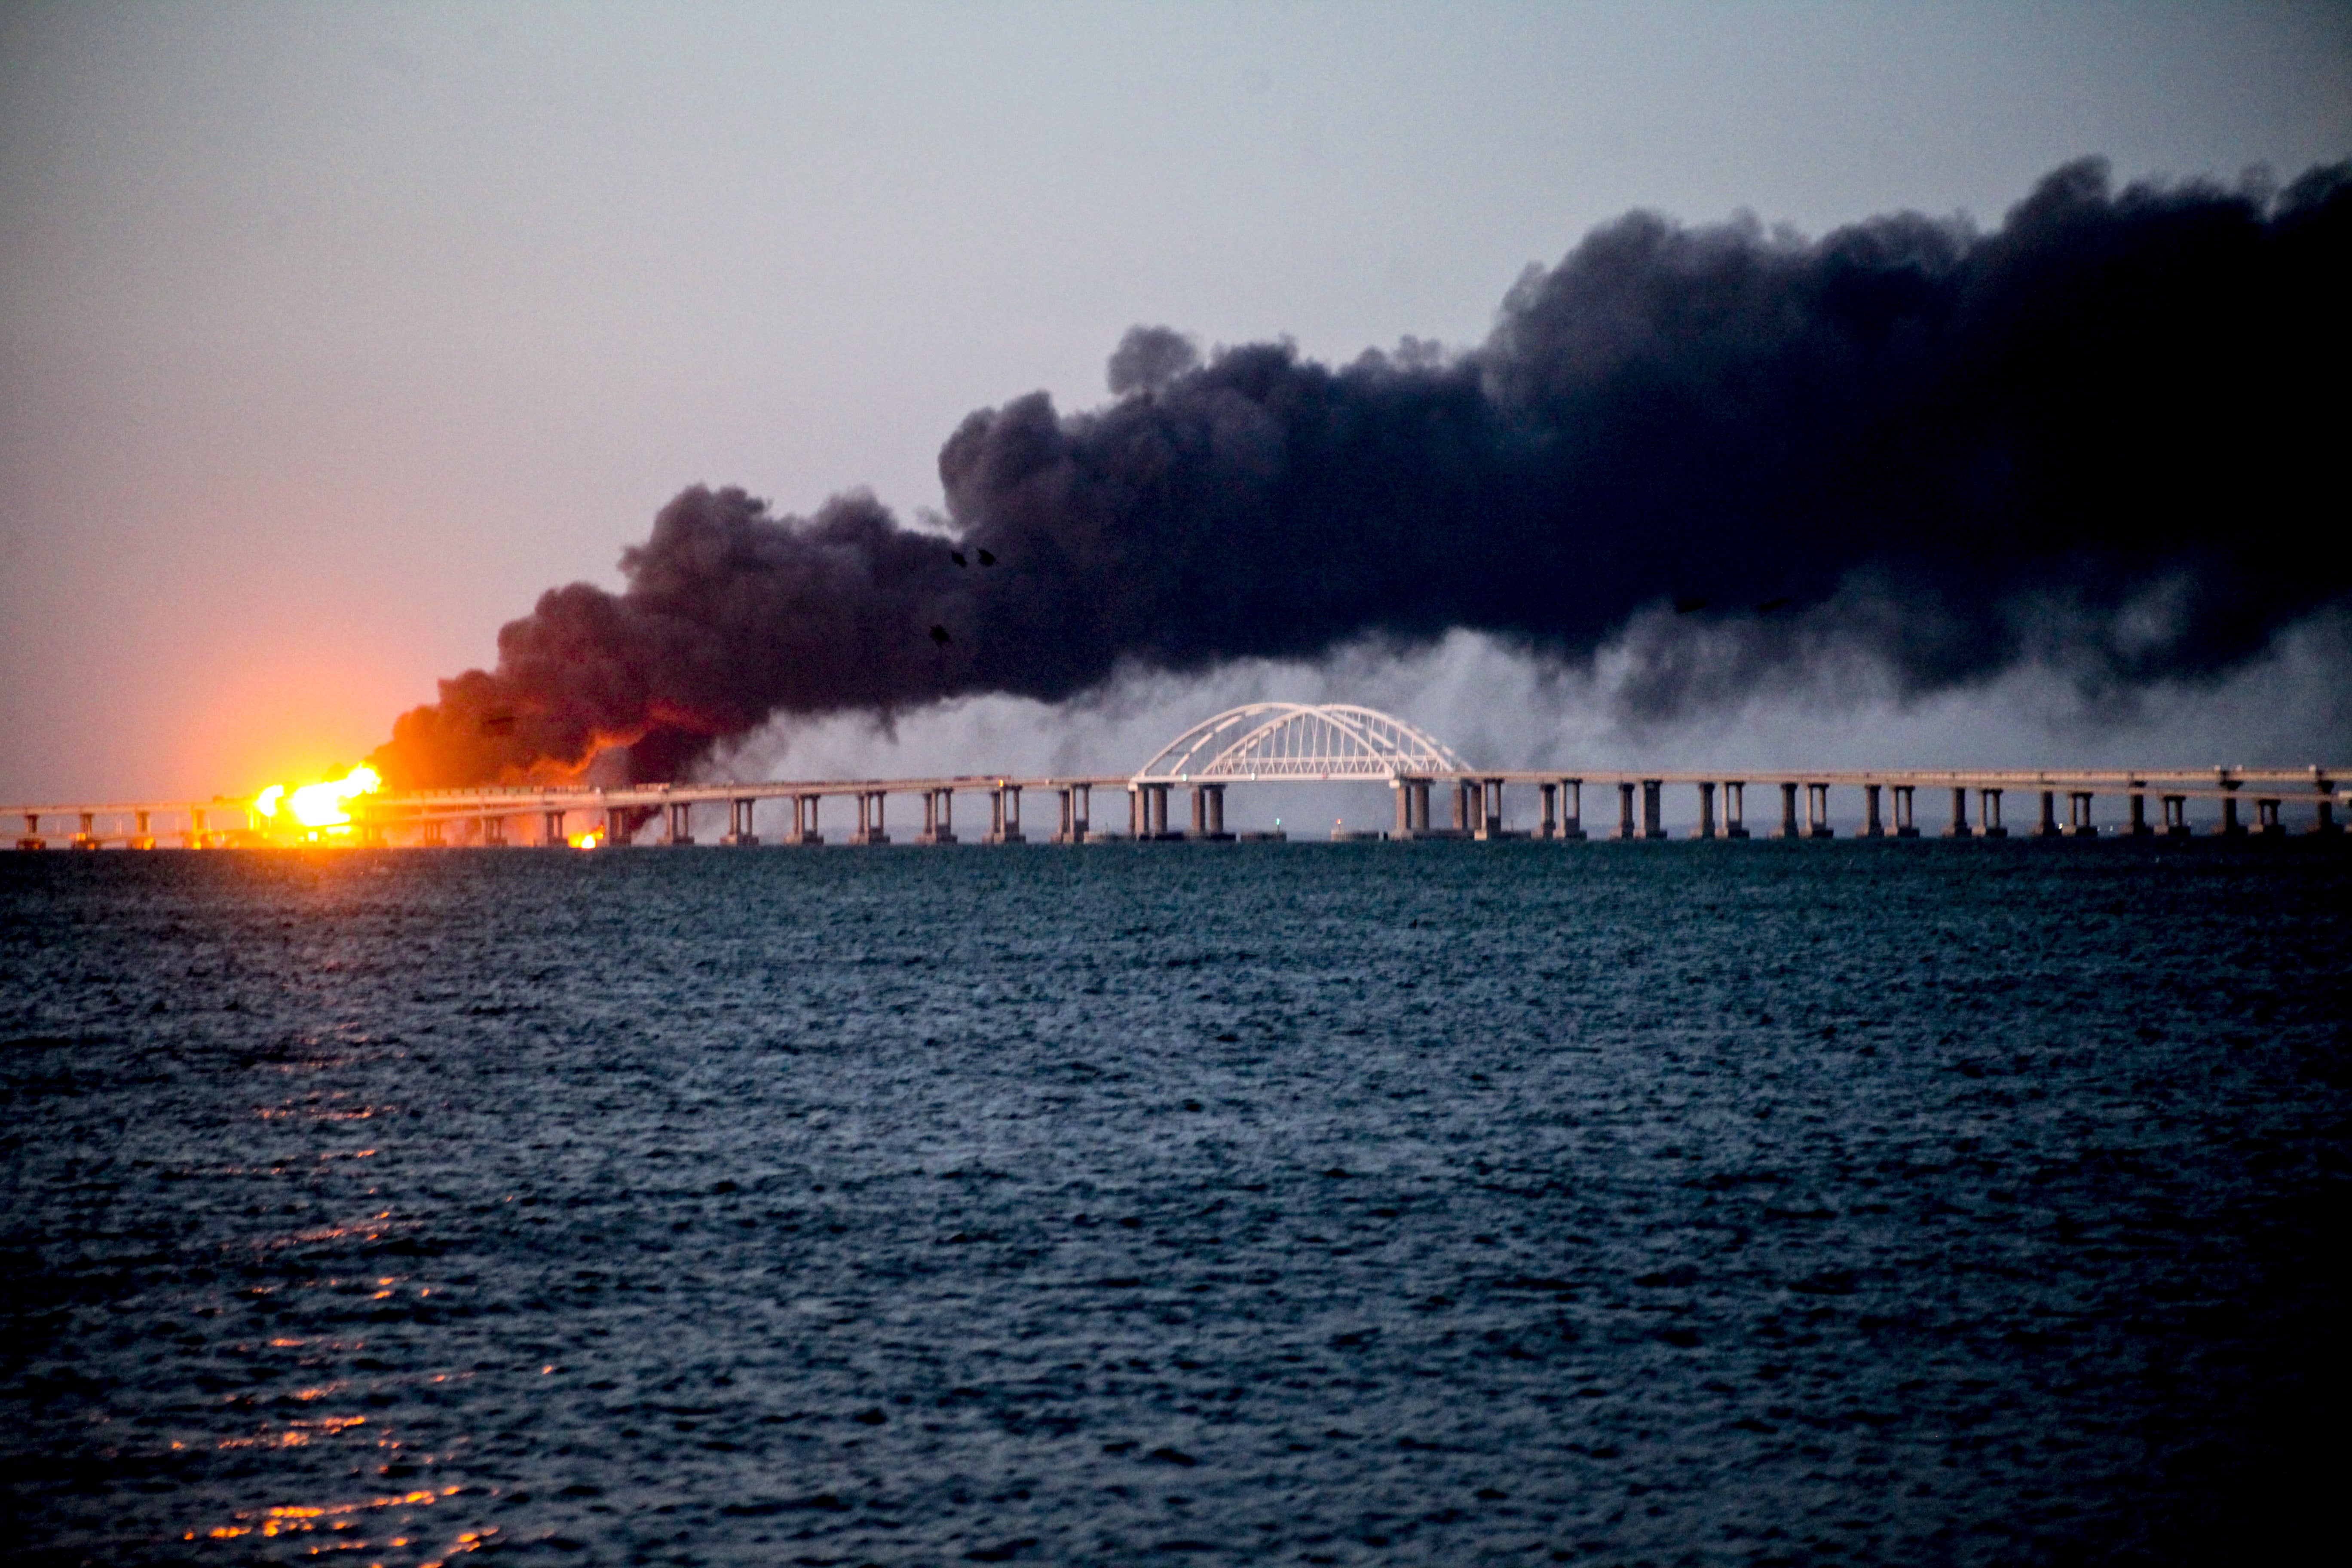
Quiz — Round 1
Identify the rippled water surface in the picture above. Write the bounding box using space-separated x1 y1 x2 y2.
4 841 2346 1566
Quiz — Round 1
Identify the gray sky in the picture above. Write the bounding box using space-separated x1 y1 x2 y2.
3 1 2347 800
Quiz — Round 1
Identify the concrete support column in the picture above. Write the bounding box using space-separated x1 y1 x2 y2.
1413 780 1432 833
799 793 823 845
1641 780 1665 839
1539 782 1557 839
483 815 506 847
1776 781 1801 839
2034 790 2061 838
1453 780 1473 834
1693 781 1716 839
1075 783 1090 839
1722 781 1749 839
423 818 446 847
1945 787 1970 837
868 792 890 845
2162 794 2189 835
1894 786 1918 837
2217 791 2245 836
923 791 937 836
1616 781 1639 840
1863 784 1883 837
1396 780 1415 837
661 801 689 845
1130 787 1144 838
2256 798 2283 836
544 810 566 845
1979 788 2006 838
1481 778 1504 838
2128 789 2151 835
1057 788 1074 842
1806 783 1834 838
2313 797 2340 835
1191 786 1207 836
2066 792 2097 836
1207 784 1226 837
132 809 153 849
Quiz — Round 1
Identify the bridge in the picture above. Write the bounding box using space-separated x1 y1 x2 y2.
5 703 2345 848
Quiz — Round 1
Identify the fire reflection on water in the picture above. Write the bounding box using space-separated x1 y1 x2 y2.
184 1484 488 1563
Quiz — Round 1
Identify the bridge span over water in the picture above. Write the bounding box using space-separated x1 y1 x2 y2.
6 703 2346 848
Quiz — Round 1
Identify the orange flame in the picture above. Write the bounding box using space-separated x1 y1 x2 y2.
253 765 381 839
568 829 605 850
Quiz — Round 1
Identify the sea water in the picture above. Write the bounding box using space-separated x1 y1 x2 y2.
3 840 2344 1566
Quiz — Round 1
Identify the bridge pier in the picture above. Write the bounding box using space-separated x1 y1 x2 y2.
2256 797 2285 836
851 790 890 845
1537 782 1556 839
1805 783 1834 838
1978 788 2006 838
70 812 98 849
1641 780 1666 839
988 784 1025 844
2161 794 2190 836
543 809 567 845
788 794 824 845
1893 785 1918 837
1774 781 1801 839
16 811 43 851
919 788 957 844
1615 781 1639 840
1862 784 1883 838
1945 787 1969 837
1474 778 1507 839
2216 789 2245 836
1693 780 1716 839
663 801 692 845
721 797 760 845
2065 791 2098 836
1188 783 1231 840
422 818 446 847
483 815 507 847
2034 790 2061 838
132 809 154 850
1722 781 1749 839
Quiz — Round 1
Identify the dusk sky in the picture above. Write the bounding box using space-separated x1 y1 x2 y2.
4 2 2348 803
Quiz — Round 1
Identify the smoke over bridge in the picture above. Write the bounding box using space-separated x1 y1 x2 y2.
373 158 2352 789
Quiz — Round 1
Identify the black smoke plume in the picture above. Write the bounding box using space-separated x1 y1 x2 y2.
374 158 2351 787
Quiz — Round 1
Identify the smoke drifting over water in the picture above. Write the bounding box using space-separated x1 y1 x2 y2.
374 159 2352 787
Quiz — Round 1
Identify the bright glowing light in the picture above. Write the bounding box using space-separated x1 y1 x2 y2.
568 829 605 850
252 765 381 840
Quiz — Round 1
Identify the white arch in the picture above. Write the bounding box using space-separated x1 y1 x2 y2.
1130 703 1473 784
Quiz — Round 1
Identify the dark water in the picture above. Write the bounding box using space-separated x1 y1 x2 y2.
3 841 2345 1567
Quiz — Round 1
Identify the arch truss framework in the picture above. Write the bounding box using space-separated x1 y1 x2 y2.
1129 703 1470 785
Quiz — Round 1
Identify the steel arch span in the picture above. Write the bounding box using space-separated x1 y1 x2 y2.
1130 704 1472 784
